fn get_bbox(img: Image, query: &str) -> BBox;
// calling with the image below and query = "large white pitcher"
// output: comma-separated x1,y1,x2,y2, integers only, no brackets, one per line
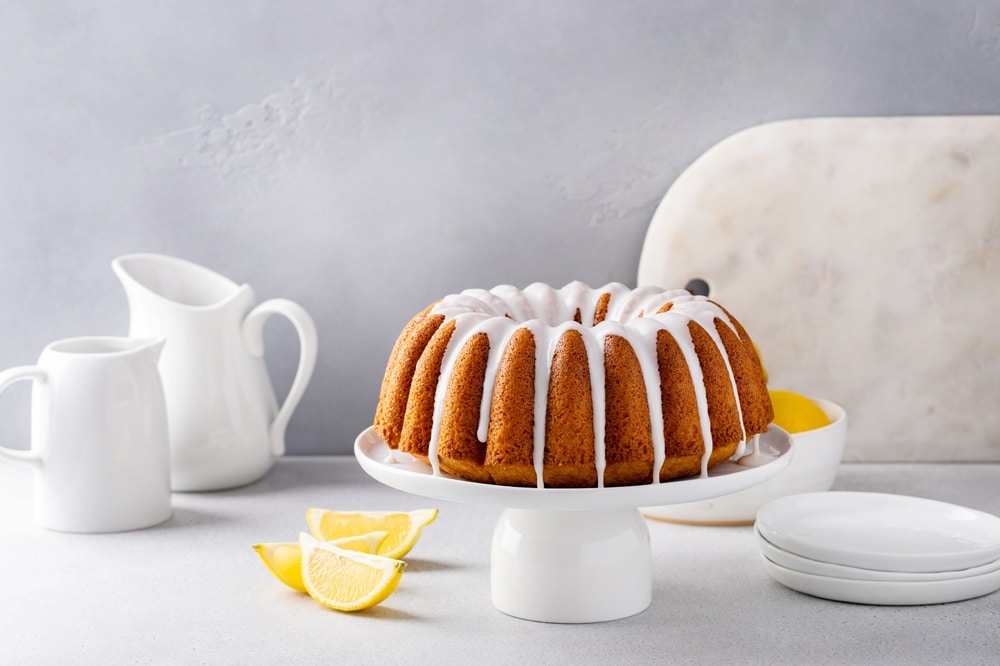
112,253,318,491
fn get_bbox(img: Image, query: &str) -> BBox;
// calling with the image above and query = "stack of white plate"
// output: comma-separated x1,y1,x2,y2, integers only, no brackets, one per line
754,492,1000,605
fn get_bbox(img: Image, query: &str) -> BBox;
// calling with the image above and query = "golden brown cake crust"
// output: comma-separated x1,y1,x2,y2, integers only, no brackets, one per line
373,283,773,489
603,334,654,487
483,327,537,486
542,330,597,488
374,306,444,447
436,331,491,483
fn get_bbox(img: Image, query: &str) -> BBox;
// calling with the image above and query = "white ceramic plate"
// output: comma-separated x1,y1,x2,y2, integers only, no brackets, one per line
642,398,846,525
760,555,1000,606
754,525,1000,582
756,492,1000,573
354,425,792,511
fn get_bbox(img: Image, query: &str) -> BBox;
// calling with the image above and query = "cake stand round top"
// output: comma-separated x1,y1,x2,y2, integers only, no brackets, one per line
354,425,792,511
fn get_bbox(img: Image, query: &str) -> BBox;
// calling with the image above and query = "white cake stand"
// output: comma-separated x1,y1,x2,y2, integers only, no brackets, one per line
355,426,792,623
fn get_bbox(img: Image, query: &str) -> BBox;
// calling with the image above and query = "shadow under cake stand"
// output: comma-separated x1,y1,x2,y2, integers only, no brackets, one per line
355,426,792,623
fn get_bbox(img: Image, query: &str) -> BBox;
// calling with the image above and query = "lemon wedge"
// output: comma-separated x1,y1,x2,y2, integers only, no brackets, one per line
253,541,307,592
769,389,832,434
253,531,390,593
306,508,438,560
299,533,406,612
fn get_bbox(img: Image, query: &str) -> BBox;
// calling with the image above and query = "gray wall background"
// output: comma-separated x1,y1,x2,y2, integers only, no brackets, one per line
1,1,999,455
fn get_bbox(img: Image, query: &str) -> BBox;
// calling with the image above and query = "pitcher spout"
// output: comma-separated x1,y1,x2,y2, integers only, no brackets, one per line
143,337,167,361
112,253,245,311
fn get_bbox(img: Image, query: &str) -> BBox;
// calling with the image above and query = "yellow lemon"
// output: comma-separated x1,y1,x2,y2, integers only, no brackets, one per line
768,389,831,434
306,508,438,560
253,542,306,592
253,531,389,593
299,533,406,612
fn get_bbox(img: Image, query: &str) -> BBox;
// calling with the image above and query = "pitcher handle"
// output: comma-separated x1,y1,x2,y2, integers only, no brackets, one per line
242,299,318,457
0,366,47,467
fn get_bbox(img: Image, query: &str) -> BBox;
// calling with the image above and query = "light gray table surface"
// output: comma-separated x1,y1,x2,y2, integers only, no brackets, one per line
2,458,998,665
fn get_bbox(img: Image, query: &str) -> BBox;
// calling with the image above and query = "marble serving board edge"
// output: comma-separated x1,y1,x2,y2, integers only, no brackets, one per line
638,115,1000,462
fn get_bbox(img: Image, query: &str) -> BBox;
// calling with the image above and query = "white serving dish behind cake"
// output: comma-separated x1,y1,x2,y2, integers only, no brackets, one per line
642,397,847,525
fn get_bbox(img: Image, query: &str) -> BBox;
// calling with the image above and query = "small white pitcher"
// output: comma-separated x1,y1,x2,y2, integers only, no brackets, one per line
0,337,171,533
112,253,318,491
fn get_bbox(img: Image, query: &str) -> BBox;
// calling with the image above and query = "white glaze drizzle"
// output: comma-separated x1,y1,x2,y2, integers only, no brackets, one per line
528,319,552,488
623,318,668,485
426,281,751,487
736,433,774,467
580,323,607,487
646,311,716,477
427,311,492,476
667,297,750,464
476,319,519,443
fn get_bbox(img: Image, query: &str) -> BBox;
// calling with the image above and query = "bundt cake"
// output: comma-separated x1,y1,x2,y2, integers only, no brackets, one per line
374,282,773,488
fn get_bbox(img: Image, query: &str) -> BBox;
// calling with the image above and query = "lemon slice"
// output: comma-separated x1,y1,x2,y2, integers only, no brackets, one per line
253,531,390,593
769,389,832,434
299,533,406,611
306,508,438,559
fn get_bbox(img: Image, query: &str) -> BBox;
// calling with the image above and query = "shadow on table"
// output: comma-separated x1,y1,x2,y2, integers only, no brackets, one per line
399,557,469,573
154,506,238,530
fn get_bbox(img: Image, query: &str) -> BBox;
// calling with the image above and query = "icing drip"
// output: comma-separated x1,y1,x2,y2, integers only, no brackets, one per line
652,312,716,477
427,312,492,476
668,297,749,462
608,318,664,484
426,281,752,488
579,323,607,488
476,320,519,443
736,433,774,467
528,319,551,488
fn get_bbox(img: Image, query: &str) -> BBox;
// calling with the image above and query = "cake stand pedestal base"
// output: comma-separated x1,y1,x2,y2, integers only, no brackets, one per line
356,425,793,624
490,507,652,623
